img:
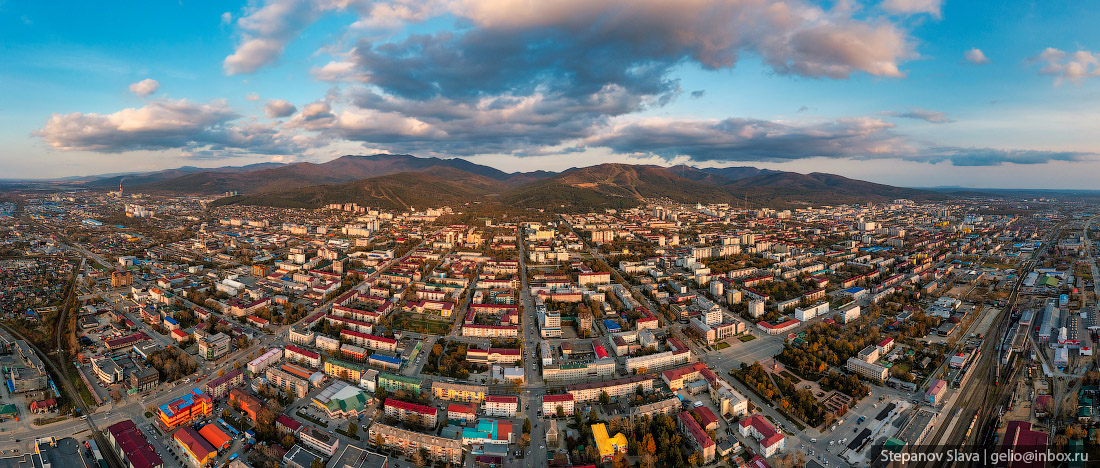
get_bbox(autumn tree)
[643,433,656,455]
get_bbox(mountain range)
[7,154,948,211]
[175,154,949,211]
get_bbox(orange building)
[198,424,232,451]
[229,388,263,422]
[158,389,212,430]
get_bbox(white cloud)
[35,99,237,152]
[964,48,989,65]
[221,12,233,25]
[1033,47,1100,86]
[128,78,160,97]
[264,99,298,118]
[224,0,358,75]
[246,92,261,101]
[880,0,942,18]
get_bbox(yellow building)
[592,423,627,462]
[431,381,488,403]
[323,358,364,382]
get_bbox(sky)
[4,0,1100,188]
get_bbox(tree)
[414,448,430,467]
[348,421,358,438]
[613,454,628,468]
[311,460,324,468]
[282,434,296,449]
[643,433,657,455]
[584,445,600,463]
[599,391,611,405]
[373,434,385,448]
[523,417,531,434]
[556,405,565,418]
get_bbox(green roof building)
[0,404,17,420]
[883,438,906,453]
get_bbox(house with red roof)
[542,393,575,416]
[447,403,478,423]
[877,337,895,354]
[384,398,439,427]
[998,421,1048,468]
[738,414,786,458]
[29,398,57,414]
[483,395,518,417]
[174,426,217,467]
[276,414,303,435]
[679,411,716,463]
[691,406,719,431]
[105,420,163,468]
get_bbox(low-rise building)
[378,372,422,393]
[369,423,463,464]
[629,396,680,423]
[432,381,488,403]
[197,333,231,361]
[204,369,244,399]
[106,420,163,468]
[300,426,339,457]
[542,394,575,416]
[847,357,888,382]
[384,398,438,427]
[174,426,217,467]
[284,345,322,368]
[567,375,654,403]
[267,363,312,398]
[313,381,370,419]
[738,414,785,458]
[229,388,263,422]
[679,411,716,464]
[158,389,212,430]
[483,395,518,417]
[592,423,628,462]
[447,403,477,423]
[247,348,283,375]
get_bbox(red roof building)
[106,420,163,468]
[679,411,716,463]
[691,406,719,431]
[276,414,303,434]
[738,414,785,457]
[174,426,216,466]
[998,421,1049,468]
[29,398,57,413]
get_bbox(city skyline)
[4,1,1100,188]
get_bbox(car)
[853,428,858,433]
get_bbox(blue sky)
[4,0,1100,188]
